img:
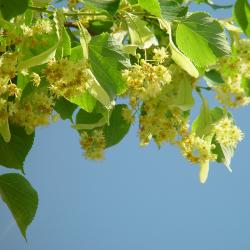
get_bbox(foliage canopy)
[0,0,250,238]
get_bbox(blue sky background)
[1,1,250,250]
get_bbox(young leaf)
[68,91,97,113]
[86,69,113,109]
[234,0,250,37]
[176,12,231,67]
[173,79,195,111]
[159,19,199,78]
[0,0,29,20]
[0,126,35,171]
[138,0,161,17]
[126,14,158,49]
[0,173,38,239]
[192,98,212,137]
[78,22,91,59]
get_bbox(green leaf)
[126,14,158,49]
[234,0,250,37]
[138,0,161,17]
[103,104,130,148]
[176,12,231,67]
[86,69,113,109]
[176,24,217,67]
[210,107,224,123]
[78,22,91,59]
[159,19,199,78]
[89,34,128,96]
[192,98,212,137]
[212,136,225,163]
[0,173,38,239]
[68,91,97,113]
[89,33,130,68]
[32,0,52,7]
[159,0,188,21]
[84,0,120,15]
[70,46,83,62]
[17,73,29,91]
[204,69,224,86]
[0,117,11,143]
[0,125,35,171]
[75,104,130,146]
[0,0,29,20]
[173,78,195,111]
[76,108,103,125]
[54,97,77,121]
[241,76,250,97]
[56,26,71,58]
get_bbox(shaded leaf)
[234,0,250,37]
[84,0,120,15]
[0,173,38,239]
[0,125,34,171]
[0,0,29,20]
[103,104,130,148]
[54,97,77,121]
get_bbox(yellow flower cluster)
[121,106,135,124]
[153,47,169,64]
[31,72,41,87]
[215,39,250,107]
[0,52,18,84]
[139,100,186,146]
[10,91,54,134]
[44,59,90,98]
[214,117,243,148]
[80,130,106,160]
[20,19,53,37]
[179,134,217,165]
[122,59,171,101]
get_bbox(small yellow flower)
[31,72,41,87]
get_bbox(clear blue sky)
[2,1,250,250]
